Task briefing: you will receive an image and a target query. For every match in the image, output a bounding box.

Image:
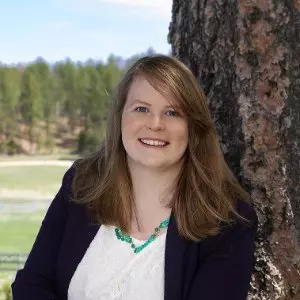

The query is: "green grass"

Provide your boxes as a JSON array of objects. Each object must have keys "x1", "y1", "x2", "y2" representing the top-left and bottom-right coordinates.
[
  {"x1": 0, "y1": 165, "x2": 70, "y2": 258},
  {"x1": 0, "y1": 164, "x2": 71, "y2": 277},
  {"x1": 0, "y1": 153, "x2": 79, "y2": 161},
  {"x1": 0, "y1": 213, "x2": 45, "y2": 253},
  {"x1": 0, "y1": 166, "x2": 69, "y2": 194}
]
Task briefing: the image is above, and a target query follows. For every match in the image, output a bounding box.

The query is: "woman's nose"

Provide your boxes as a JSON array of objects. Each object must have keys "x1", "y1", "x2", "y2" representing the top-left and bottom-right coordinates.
[{"x1": 146, "y1": 115, "x2": 165, "y2": 131}]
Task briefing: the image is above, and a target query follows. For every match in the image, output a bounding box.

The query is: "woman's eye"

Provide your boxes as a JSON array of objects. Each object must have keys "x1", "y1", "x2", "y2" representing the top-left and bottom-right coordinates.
[
  {"x1": 135, "y1": 106, "x2": 149, "y2": 113},
  {"x1": 166, "y1": 110, "x2": 179, "y2": 117}
]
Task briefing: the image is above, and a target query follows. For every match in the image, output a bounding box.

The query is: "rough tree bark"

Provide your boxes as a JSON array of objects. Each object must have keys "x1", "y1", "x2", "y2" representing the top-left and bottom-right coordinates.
[{"x1": 168, "y1": 0, "x2": 300, "y2": 299}]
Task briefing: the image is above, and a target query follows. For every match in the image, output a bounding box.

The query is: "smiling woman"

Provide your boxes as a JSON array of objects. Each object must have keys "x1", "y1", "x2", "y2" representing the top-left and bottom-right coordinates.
[
  {"x1": 121, "y1": 76, "x2": 188, "y2": 172},
  {"x1": 12, "y1": 55, "x2": 258, "y2": 300}
]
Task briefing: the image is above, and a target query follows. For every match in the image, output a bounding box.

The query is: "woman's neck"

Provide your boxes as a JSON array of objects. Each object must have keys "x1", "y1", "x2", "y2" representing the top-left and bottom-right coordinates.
[{"x1": 128, "y1": 162, "x2": 181, "y2": 235}]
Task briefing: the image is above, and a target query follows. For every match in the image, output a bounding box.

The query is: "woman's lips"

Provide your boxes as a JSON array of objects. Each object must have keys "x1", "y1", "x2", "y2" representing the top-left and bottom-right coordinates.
[{"x1": 138, "y1": 138, "x2": 169, "y2": 147}]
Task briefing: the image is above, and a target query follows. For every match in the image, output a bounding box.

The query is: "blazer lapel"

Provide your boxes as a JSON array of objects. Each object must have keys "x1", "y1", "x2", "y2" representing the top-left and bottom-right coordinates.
[{"x1": 164, "y1": 212, "x2": 188, "y2": 300}]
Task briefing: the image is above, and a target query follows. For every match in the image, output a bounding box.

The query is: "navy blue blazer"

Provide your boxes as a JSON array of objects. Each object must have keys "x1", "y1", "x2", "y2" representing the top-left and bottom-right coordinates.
[{"x1": 12, "y1": 167, "x2": 258, "y2": 300}]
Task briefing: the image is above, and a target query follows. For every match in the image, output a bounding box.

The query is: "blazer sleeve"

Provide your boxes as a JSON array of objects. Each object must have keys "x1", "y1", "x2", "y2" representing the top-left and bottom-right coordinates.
[
  {"x1": 187, "y1": 203, "x2": 258, "y2": 300},
  {"x1": 11, "y1": 167, "x2": 74, "y2": 300}
]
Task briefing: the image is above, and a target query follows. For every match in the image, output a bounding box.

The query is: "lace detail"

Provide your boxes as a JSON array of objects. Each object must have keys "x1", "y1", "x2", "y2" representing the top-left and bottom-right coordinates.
[{"x1": 68, "y1": 225, "x2": 166, "y2": 300}]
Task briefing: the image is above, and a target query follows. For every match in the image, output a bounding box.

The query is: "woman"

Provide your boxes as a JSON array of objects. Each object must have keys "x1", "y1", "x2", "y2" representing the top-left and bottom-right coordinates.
[{"x1": 12, "y1": 55, "x2": 258, "y2": 300}]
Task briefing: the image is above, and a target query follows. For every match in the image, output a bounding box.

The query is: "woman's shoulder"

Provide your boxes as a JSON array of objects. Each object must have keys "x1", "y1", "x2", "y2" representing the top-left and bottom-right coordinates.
[
  {"x1": 60, "y1": 164, "x2": 76, "y2": 193},
  {"x1": 192, "y1": 200, "x2": 258, "y2": 263},
  {"x1": 63, "y1": 164, "x2": 76, "y2": 183},
  {"x1": 61, "y1": 158, "x2": 87, "y2": 190},
  {"x1": 59, "y1": 159, "x2": 97, "y2": 205},
  {"x1": 198, "y1": 199, "x2": 258, "y2": 248},
  {"x1": 234, "y1": 199, "x2": 258, "y2": 227},
  {"x1": 217, "y1": 199, "x2": 258, "y2": 244},
  {"x1": 58, "y1": 162, "x2": 79, "y2": 204}
]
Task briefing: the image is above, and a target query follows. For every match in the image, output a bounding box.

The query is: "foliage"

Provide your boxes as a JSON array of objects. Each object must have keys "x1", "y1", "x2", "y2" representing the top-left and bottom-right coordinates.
[{"x1": 0, "y1": 49, "x2": 156, "y2": 155}]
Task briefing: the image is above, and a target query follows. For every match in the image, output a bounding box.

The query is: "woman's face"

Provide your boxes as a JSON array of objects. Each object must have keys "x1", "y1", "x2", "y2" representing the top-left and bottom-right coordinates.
[{"x1": 121, "y1": 76, "x2": 188, "y2": 171}]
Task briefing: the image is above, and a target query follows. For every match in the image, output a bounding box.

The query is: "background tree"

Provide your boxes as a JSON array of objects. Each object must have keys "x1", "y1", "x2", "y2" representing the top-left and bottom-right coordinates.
[
  {"x1": 32, "y1": 57, "x2": 56, "y2": 152},
  {"x1": 0, "y1": 66, "x2": 21, "y2": 154},
  {"x1": 20, "y1": 66, "x2": 43, "y2": 152},
  {"x1": 169, "y1": 0, "x2": 300, "y2": 299},
  {"x1": 0, "y1": 50, "x2": 152, "y2": 155},
  {"x1": 101, "y1": 54, "x2": 123, "y2": 95},
  {"x1": 53, "y1": 60, "x2": 79, "y2": 133},
  {"x1": 76, "y1": 64, "x2": 108, "y2": 153}
]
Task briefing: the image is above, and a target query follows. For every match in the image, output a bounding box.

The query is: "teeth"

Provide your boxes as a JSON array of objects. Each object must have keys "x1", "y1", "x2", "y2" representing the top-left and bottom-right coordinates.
[{"x1": 140, "y1": 139, "x2": 167, "y2": 146}]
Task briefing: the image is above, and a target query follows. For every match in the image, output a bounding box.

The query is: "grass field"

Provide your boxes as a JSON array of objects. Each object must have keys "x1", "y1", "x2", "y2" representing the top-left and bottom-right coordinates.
[
  {"x1": 0, "y1": 164, "x2": 70, "y2": 253},
  {"x1": 0, "y1": 153, "x2": 79, "y2": 162},
  {"x1": 0, "y1": 212, "x2": 45, "y2": 253},
  {"x1": 0, "y1": 166, "x2": 69, "y2": 194},
  {"x1": 0, "y1": 162, "x2": 73, "y2": 295}
]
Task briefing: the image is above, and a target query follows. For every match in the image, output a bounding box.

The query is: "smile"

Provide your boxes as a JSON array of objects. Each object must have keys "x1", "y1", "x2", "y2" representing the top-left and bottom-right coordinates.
[{"x1": 139, "y1": 139, "x2": 169, "y2": 147}]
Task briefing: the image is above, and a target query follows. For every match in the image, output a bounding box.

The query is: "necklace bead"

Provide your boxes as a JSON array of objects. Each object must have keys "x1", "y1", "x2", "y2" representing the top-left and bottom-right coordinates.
[{"x1": 115, "y1": 216, "x2": 170, "y2": 254}]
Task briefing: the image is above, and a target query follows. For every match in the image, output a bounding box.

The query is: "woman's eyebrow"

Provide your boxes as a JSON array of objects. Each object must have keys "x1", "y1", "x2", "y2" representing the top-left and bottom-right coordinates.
[
  {"x1": 166, "y1": 104, "x2": 180, "y2": 109},
  {"x1": 130, "y1": 99, "x2": 181, "y2": 110},
  {"x1": 131, "y1": 99, "x2": 151, "y2": 106}
]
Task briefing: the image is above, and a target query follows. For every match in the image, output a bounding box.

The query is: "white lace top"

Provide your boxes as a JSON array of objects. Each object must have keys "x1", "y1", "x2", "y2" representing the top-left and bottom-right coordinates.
[{"x1": 68, "y1": 225, "x2": 167, "y2": 300}]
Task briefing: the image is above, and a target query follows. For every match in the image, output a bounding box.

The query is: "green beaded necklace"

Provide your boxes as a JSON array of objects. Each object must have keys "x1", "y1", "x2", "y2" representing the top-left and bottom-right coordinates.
[{"x1": 115, "y1": 216, "x2": 170, "y2": 254}]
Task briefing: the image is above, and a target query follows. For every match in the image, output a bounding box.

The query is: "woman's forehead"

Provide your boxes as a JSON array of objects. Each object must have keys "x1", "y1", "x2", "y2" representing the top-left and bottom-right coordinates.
[{"x1": 127, "y1": 75, "x2": 181, "y2": 107}]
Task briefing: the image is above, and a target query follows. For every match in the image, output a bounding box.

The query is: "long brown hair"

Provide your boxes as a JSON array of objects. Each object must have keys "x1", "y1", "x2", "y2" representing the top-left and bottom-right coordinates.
[{"x1": 72, "y1": 55, "x2": 250, "y2": 241}]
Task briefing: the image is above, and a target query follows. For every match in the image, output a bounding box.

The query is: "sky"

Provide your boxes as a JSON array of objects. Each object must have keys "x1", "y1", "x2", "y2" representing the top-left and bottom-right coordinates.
[{"x1": 0, "y1": 0, "x2": 172, "y2": 64}]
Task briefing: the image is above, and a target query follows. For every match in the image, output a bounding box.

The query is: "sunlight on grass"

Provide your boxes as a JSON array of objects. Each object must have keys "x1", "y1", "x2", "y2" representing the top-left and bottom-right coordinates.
[
  {"x1": 0, "y1": 166, "x2": 68, "y2": 194},
  {"x1": 0, "y1": 154, "x2": 79, "y2": 162},
  {"x1": 0, "y1": 165, "x2": 68, "y2": 256},
  {"x1": 0, "y1": 212, "x2": 45, "y2": 253}
]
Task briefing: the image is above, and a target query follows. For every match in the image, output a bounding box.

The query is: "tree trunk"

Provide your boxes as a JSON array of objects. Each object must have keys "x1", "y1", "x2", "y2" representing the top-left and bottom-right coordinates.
[{"x1": 169, "y1": 0, "x2": 300, "y2": 299}]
